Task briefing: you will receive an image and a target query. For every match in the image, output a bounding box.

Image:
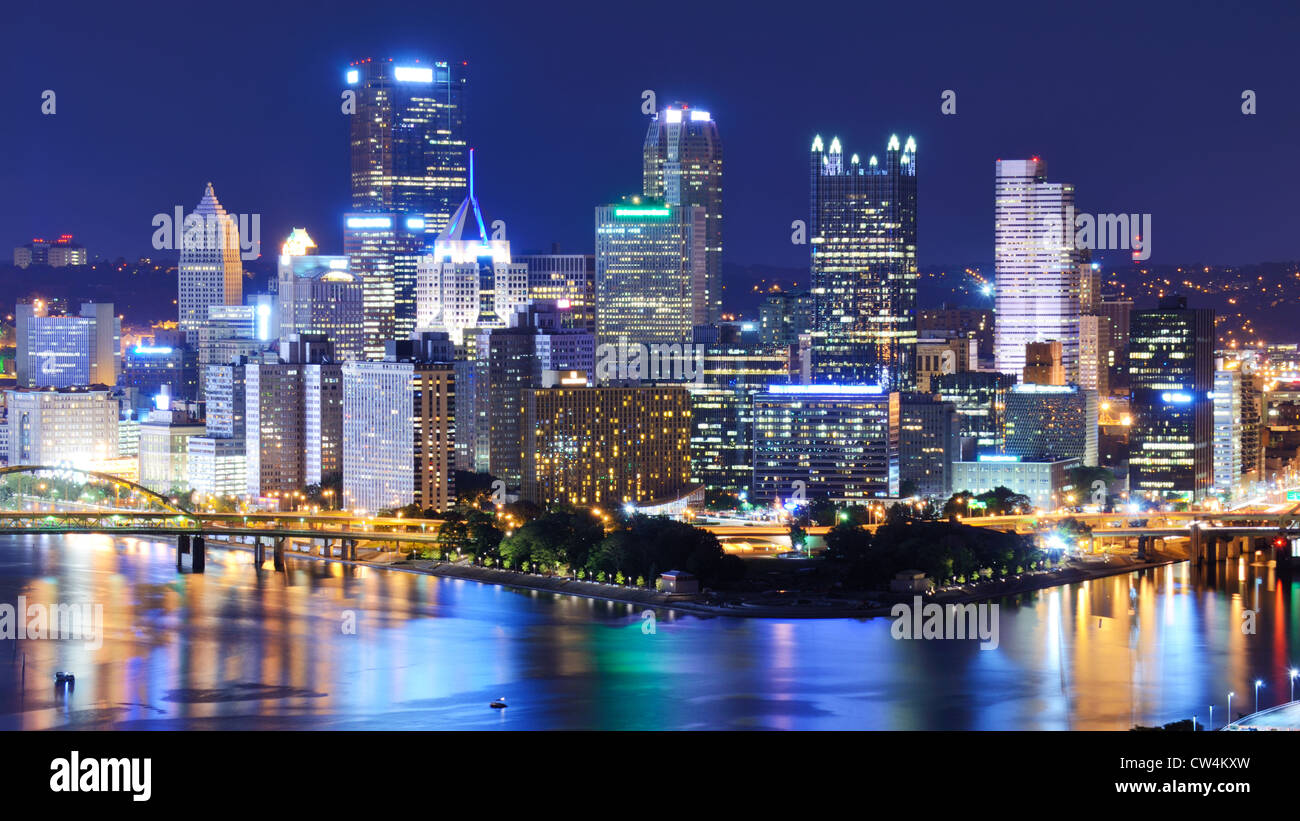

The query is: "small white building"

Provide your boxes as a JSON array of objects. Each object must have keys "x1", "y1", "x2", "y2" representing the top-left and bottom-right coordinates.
[
  {"x1": 890, "y1": 570, "x2": 933, "y2": 593},
  {"x1": 659, "y1": 570, "x2": 699, "y2": 594}
]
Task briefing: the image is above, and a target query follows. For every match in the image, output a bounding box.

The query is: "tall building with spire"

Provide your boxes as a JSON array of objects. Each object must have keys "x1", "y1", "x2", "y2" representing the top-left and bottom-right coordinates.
[
  {"x1": 808, "y1": 134, "x2": 918, "y2": 389},
  {"x1": 178, "y1": 183, "x2": 243, "y2": 340},
  {"x1": 993, "y1": 158, "x2": 1082, "y2": 382},
  {"x1": 643, "y1": 103, "x2": 722, "y2": 323},
  {"x1": 414, "y1": 150, "x2": 528, "y2": 347}
]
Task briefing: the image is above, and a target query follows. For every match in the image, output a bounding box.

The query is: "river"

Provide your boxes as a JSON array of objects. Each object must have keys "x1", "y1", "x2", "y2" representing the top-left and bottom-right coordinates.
[{"x1": 0, "y1": 533, "x2": 1296, "y2": 730}]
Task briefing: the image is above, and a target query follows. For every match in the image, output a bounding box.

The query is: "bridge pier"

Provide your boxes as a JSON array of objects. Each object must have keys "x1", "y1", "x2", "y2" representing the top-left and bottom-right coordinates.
[
  {"x1": 192, "y1": 535, "x2": 205, "y2": 573},
  {"x1": 345, "y1": 539, "x2": 356, "y2": 561},
  {"x1": 254, "y1": 538, "x2": 265, "y2": 567},
  {"x1": 176, "y1": 534, "x2": 189, "y2": 571},
  {"x1": 273, "y1": 537, "x2": 285, "y2": 572}
]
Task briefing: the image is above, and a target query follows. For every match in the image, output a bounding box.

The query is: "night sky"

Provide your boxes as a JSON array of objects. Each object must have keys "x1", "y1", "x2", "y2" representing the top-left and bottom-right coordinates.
[{"x1": 5, "y1": 0, "x2": 1299, "y2": 275}]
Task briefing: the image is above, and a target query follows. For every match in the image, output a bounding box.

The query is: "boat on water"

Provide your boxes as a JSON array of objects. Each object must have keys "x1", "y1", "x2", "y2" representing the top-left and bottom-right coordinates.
[{"x1": 490, "y1": 697, "x2": 507, "y2": 709}]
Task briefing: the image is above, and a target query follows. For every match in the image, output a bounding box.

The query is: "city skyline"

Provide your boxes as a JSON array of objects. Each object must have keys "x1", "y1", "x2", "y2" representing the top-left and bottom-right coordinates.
[{"x1": 7, "y1": 0, "x2": 1300, "y2": 272}]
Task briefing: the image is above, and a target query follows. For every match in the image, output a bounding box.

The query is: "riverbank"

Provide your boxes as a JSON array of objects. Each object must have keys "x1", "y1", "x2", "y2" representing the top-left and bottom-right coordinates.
[{"x1": 200, "y1": 536, "x2": 1178, "y2": 619}]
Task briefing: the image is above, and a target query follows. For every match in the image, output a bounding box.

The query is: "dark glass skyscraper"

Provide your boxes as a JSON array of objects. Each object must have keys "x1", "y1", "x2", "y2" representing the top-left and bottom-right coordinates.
[
  {"x1": 1128, "y1": 295, "x2": 1214, "y2": 501},
  {"x1": 344, "y1": 58, "x2": 468, "y2": 354},
  {"x1": 808, "y1": 134, "x2": 918, "y2": 389},
  {"x1": 345, "y1": 58, "x2": 468, "y2": 234},
  {"x1": 644, "y1": 104, "x2": 722, "y2": 324}
]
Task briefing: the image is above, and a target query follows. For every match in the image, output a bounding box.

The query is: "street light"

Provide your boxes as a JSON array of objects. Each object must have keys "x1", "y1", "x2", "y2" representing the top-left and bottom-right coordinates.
[
  {"x1": 1255, "y1": 679, "x2": 1264, "y2": 714},
  {"x1": 1228, "y1": 691, "x2": 1235, "y2": 723},
  {"x1": 1209, "y1": 704, "x2": 1214, "y2": 730},
  {"x1": 1291, "y1": 668, "x2": 1298, "y2": 703}
]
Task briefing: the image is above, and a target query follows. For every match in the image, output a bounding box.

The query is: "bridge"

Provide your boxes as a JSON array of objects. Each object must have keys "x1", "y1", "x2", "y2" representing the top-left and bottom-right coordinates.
[{"x1": 2, "y1": 465, "x2": 1298, "y2": 571}]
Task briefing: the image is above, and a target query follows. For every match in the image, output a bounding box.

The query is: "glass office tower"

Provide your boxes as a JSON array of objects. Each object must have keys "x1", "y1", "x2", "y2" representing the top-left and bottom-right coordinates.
[{"x1": 808, "y1": 134, "x2": 918, "y2": 389}]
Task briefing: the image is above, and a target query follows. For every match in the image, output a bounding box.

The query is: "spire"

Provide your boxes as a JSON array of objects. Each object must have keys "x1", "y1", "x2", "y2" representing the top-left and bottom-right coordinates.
[{"x1": 436, "y1": 148, "x2": 489, "y2": 244}]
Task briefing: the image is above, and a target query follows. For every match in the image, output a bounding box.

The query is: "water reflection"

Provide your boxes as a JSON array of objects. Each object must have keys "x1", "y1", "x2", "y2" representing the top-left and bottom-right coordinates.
[{"x1": 0, "y1": 534, "x2": 1295, "y2": 729}]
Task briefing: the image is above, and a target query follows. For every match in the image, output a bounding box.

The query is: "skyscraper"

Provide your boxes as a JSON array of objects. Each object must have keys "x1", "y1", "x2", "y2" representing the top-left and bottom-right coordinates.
[
  {"x1": 178, "y1": 183, "x2": 243, "y2": 340},
  {"x1": 993, "y1": 158, "x2": 1081, "y2": 382},
  {"x1": 278, "y1": 229, "x2": 365, "y2": 361},
  {"x1": 594, "y1": 200, "x2": 706, "y2": 347},
  {"x1": 808, "y1": 134, "x2": 918, "y2": 389},
  {"x1": 414, "y1": 155, "x2": 528, "y2": 347},
  {"x1": 345, "y1": 58, "x2": 468, "y2": 236},
  {"x1": 1003, "y1": 383, "x2": 1099, "y2": 466},
  {"x1": 643, "y1": 104, "x2": 722, "y2": 324},
  {"x1": 15, "y1": 300, "x2": 120, "y2": 388},
  {"x1": 1128, "y1": 295, "x2": 1214, "y2": 501}
]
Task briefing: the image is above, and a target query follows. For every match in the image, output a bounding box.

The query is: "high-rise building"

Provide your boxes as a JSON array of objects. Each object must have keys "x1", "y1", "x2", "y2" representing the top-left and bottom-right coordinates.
[
  {"x1": 643, "y1": 103, "x2": 722, "y2": 324},
  {"x1": 186, "y1": 358, "x2": 258, "y2": 499},
  {"x1": 244, "y1": 335, "x2": 342, "y2": 503},
  {"x1": 753, "y1": 384, "x2": 900, "y2": 503},
  {"x1": 523, "y1": 383, "x2": 693, "y2": 507},
  {"x1": 1098, "y1": 297, "x2": 1133, "y2": 392},
  {"x1": 1128, "y1": 295, "x2": 1214, "y2": 501},
  {"x1": 14, "y1": 235, "x2": 87, "y2": 268},
  {"x1": 915, "y1": 335, "x2": 978, "y2": 393},
  {"x1": 345, "y1": 58, "x2": 468, "y2": 236},
  {"x1": 470, "y1": 302, "x2": 594, "y2": 485},
  {"x1": 932, "y1": 371, "x2": 1017, "y2": 460},
  {"x1": 15, "y1": 300, "x2": 120, "y2": 388},
  {"x1": 759, "y1": 290, "x2": 815, "y2": 349},
  {"x1": 1003, "y1": 383, "x2": 1098, "y2": 466},
  {"x1": 277, "y1": 229, "x2": 365, "y2": 361},
  {"x1": 594, "y1": 200, "x2": 706, "y2": 347},
  {"x1": 415, "y1": 159, "x2": 528, "y2": 347},
  {"x1": 993, "y1": 158, "x2": 1081, "y2": 382},
  {"x1": 177, "y1": 183, "x2": 243, "y2": 341},
  {"x1": 1078, "y1": 314, "x2": 1113, "y2": 397},
  {"x1": 138, "y1": 398, "x2": 204, "y2": 495},
  {"x1": 121, "y1": 343, "x2": 200, "y2": 410},
  {"x1": 685, "y1": 324, "x2": 791, "y2": 494},
  {"x1": 1213, "y1": 363, "x2": 1242, "y2": 497},
  {"x1": 1023, "y1": 340, "x2": 1065, "y2": 385},
  {"x1": 899, "y1": 392, "x2": 960, "y2": 499},
  {"x1": 808, "y1": 134, "x2": 918, "y2": 389},
  {"x1": 516, "y1": 251, "x2": 596, "y2": 333},
  {"x1": 919, "y1": 307, "x2": 994, "y2": 361},
  {"x1": 344, "y1": 212, "x2": 426, "y2": 357},
  {"x1": 342, "y1": 338, "x2": 456, "y2": 514},
  {"x1": 4, "y1": 387, "x2": 118, "y2": 469}
]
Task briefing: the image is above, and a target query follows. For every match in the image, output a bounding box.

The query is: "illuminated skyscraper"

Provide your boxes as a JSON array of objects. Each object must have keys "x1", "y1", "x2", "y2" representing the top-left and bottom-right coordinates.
[
  {"x1": 594, "y1": 200, "x2": 706, "y2": 347},
  {"x1": 1128, "y1": 295, "x2": 1213, "y2": 501},
  {"x1": 644, "y1": 104, "x2": 722, "y2": 324},
  {"x1": 344, "y1": 58, "x2": 468, "y2": 236},
  {"x1": 808, "y1": 134, "x2": 918, "y2": 389},
  {"x1": 278, "y1": 228, "x2": 365, "y2": 361},
  {"x1": 993, "y1": 158, "x2": 1081, "y2": 381},
  {"x1": 177, "y1": 183, "x2": 243, "y2": 340},
  {"x1": 15, "y1": 300, "x2": 120, "y2": 388},
  {"x1": 414, "y1": 154, "x2": 528, "y2": 347},
  {"x1": 343, "y1": 213, "x2": 426, "y2": 358}
]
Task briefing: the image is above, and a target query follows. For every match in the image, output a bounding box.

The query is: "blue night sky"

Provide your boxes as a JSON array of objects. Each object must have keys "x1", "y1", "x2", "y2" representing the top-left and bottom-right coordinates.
[{"x1": 4, "y1": 0, "x2": 1298, "y2": 271}]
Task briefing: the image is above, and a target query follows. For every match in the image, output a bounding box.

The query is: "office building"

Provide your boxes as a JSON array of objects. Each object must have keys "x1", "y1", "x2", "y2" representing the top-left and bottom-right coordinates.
[
  {"x1": 278, "y1": 229, "x2": 365, "y2": 361},
  {"x1": 342, "y1": 336, "x2": 456, "y2": 514},
  {"x1": 753, "y1": 384, "x2": 899, "y2": 503},
  {"x1": 516, "y1": 251, "x2": 597, "y2": 333},
  {"x1": 951, "y1": 455, "x2": 1079, "y2": 511},
  {"x1": 808, "y1": 134, "x2": 918, "y2": 389},
  {"x1": 759, "y1": 290, "x2": 815, "y2": 349},
  {"x1": 1213, "y1": 364, "x2": 1242, "y2": 497},
  {"x1": 932, "y1": 371, "x2": 1017, "y2": 459},
  {"x1": 345, "y1": 57, "x2": 468, "y2": 236},
  {"x1": 915, "y1": 335, "x2": 978, "y2": 393},
  {"x1": 993, "y1": 158, "x2": 1081, "y2": 381},
  {"x1": 1023, "y1": 340, "x2": 1065, "y2": 385},
  {"x1": 1128, "y1": 295, "x2": 1214, "y2": 501},
  {"x1": 1078, "y1": 314, "x2": 1112, "y2": 397},
  {"x1": 177, "y1": 183, "x2": 243, "y2": 340},
  {"x1": 919, "y1": 306, "x2": 994, "y2": 361},
  {"x1": 138, "y1": 397, "x2": 204, "y2": 495},
  {"x1": 1003, "y1": 383, "x2": 1099, "y2": 466},
  {"x1": 1098, "y1": 297, "x2": 1133, "y2": 392},
  {"x1": 415, "y1": 159, "x2": 529, "y2": 347},
  {"x1": 594, "y1": 200, "x2": 707, "y2": 347},
  {"x1": 15, "y1": 300, "x2": 120, "y2": 388},
  {"x1": 899, "y1": 392, "x2": 960, "y2": 499},
  {"x1": 343, "y1": 212, "x2": 426, "y2": 357},
  {"x1": 4, "y1": 387, "x2": 118, "y2": 469},
  {"x1": 643, "y1": 103, "x2": 723, "y2": 324},
  {"x1": 14, "y1": 234, "x2": 87, "y2": 268},
  {"x1": 685, "y1": 325, "x2": 791, "y2": 493},
  {"x1": 121, "y1": 343, "x2": 199, "y2": 410},
  {"x1": 523, "y1": 383, "x2": 693, "y2": 507}
]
